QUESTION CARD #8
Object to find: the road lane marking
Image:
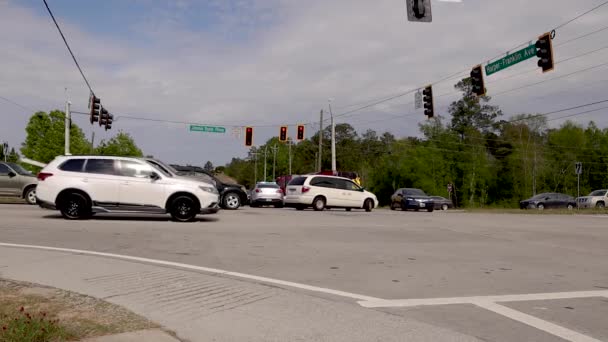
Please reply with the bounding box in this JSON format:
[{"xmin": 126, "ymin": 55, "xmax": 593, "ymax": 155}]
[
  {"xmin": 476, "ymin": 301, "xmax": 603, "ymax": 342},
  {"xmin": 0, "ymin": 242, "xmax": 381, "ymax": 302},
  {"xmin": 359, "ymin": 290, "xmax": 608, "ymax": 308}
]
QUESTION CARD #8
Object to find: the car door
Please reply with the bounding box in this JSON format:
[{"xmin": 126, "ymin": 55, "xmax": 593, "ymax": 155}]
[
  {"xmin": 545, "ymin": 193, "xmax": 559, "ymax": 209},
  {"xmin": 82, "ymin": 158, "xmax": 121, "ymax": 206},
  {"xmin": 0, "ymin": 163, "xmax": 18, "ymax": 196},
  {"xmin": 337, "ymin": 178, "xmax": 365, "ymax": 207},
  {"xmin": 309, "ymin": 177, "xmax": 342, "ymax": 207},
  {"xmin": 116, "ymin": 159, "xmax": 166, "ymax": 209}
]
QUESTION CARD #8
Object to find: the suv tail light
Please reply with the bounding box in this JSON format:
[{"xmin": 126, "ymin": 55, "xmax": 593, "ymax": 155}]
[
  {"xmin": 302, "ymin": 186, "xmax": 310, "ymax": 193},
  {"xmin": 255, "ymin": 189, "xmax": 261, "ymax": 193},
  {"xmin": 37, "ymin": 172, "xmax": 53, "ymax": 181}
]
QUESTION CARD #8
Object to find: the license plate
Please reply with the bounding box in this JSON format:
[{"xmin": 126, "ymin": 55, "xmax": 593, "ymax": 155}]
[
  {"xmin": 419, "ymin": 202, "xmax": 425, "ymax": 208},
  {"xmin": 289, "ymin": 188, "xmax": 296, "ymax": 192},
  {"xmin": 264, "ymin": 198, "xmax": 271, "ymax": 201}
]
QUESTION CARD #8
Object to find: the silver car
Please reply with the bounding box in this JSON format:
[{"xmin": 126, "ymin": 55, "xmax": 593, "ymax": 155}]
[
  {"xmin": 250, "ymin": 182, "xmax": 284, "ymax": 208},
  {"xmin": 0, "ymin": 162, "xmax": 38, "ymax": 204}
]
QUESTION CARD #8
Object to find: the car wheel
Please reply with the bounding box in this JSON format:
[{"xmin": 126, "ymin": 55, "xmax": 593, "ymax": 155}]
[
  {"xmin": 345, "ymin": 208, "xmax": 352, "ymax": 212},
  {"xmin": 24, "ymin": 187, "xmax": 37, "ymax": 205},
  {"xmin": 170, "ymin": 195, "xmax": 199, "ymax": 222},
  {"xmin": 596, "ymin": 202, "xmax": 605, "ymax": 209},
  {"xmin": 364, "ymin": 199, "xmax": 374, "ymax": 212},
  {"xmin": 313, "ymin": 197, "xmax": 326, "ymax": 211},
  {"xmin": 567, "ymin": 203, "xmax": 574, "ymax": 210},
  {"xmin": 400, "ymin": 202, "xmax": 408, "ymax": 211},
  {"xmin": 223, "ymin": 192, "xmax": 241, "ymax": 210},
  {"xmin": 427, "ymin": 207, "xmax": 434, "ymax": 213},
  {"xmin": 390, "ymin": 202, "xmax": 398, "ymax": 210},
  {"xmin": 441, "ymin": 203, "xmax": 448, "ymax": 211},
  {"xmin": 250, "ymin": 202, "xmax": 258, "ymax": 208},
  {"xmin": 59, "ymin": 192, "xmax": 91, "ymax": 220},
  {"xmin": 295, "ymin": 206, "xmax": 305, "ymax": 211},
  {"xmin": 537, "ymin": 203, "xmax": 545, "ymax": 210},
  {"xmin": 274, "ymin": 203, "xmax": 284, "ymax": 208}
]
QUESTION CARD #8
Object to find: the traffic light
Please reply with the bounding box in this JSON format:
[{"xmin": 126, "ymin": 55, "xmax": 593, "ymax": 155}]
[
  {"xmin": 99, "ymin": 106, "xmax": 109, "ymax": 127},
  {"xmin": 279, "ymin": 126, "xmax": 288, "ymax": 142},
  {"xmin": 536, "ymin": 32, "xmax": 554, "ymax": 73},
  {"xmin": 470, "ymin": 64, "xmax": 486, "ymax": 96},
  {"xmin": 406, "ymin": 0, "xmax": 432, "ymax": 22},
  {"xmin": 245, "ymin": 127, "xmax": 253, "ymax": 147},
  {"xmin": 296, "ymin": 124, "xmax": 305, "ymax": 141},
  {"xmin": 89, "ymin": 95, "xmax": 100, "ymax": 124},
  {"xmin": 105, "ymin": 114, "xmax": 113, "ymax": 131},
  {"xmin": 422, "ymin": 85, "xmax": 434, "ymax": 119}
]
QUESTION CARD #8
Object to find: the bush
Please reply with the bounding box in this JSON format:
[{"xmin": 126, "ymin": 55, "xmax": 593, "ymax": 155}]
[{"xmin": 1, "ymin": 307, "xmax": 71, "ymax": 342}]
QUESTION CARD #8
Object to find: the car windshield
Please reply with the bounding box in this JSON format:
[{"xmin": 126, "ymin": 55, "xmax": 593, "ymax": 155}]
[
  {"xmin": 405, "ymin": 189, "xmax": 426, "ymax": 196},
  {"xmin": 589, "ymin": 190, "xmax": 607, "ymax": 196},
  {"xmin": 7, "ymin": 163, "xmax": 32, "ymax": 176}
]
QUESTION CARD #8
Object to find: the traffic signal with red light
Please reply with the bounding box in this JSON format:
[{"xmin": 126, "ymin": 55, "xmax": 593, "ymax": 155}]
[
  {"xmin": 279, "ymin": 126, "xmax": 288, "ymax": 142},
  {"xmin": 245, "ymin": 127, "xmax": 253, "ymax": 147},
  {"xmin": 470, "ymin": 64, "xmax": 486, "ymax": 96},
  {"xmin": 89, "ymin": 95, "xmax": 100, "ymax": 124},
  {"xmin": 536, "ymin": 32, "xmax": 554, "ymax": 73},
  {"xmin": 422, "ymin": 85, "xmax": 434, "ymax": 119},
  {"xmin": 297, "ymin": 124, "xmax": 305, "ymax": 141}
]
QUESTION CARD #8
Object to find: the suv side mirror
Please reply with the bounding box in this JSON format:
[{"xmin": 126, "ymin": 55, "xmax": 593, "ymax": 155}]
[
  {"xmin": 7, "ymin": 171, "xmax": 16, "ymax": 178},
  {"xmin": 150, "ymin": 172, "xmax": 160, "ymax": 181}
]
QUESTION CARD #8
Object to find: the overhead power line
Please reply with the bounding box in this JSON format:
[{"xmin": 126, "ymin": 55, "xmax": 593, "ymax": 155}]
[
  {"xmin": 42, "ymin": 0, "xmax": 94, "ymax": 96},
  {"xmin": 553, "ymin": 0, "xmax": 608, "ymax": 30},
  {"xmin": 0, "ymin": 96, "xmax": 35, "ymax": 112}
]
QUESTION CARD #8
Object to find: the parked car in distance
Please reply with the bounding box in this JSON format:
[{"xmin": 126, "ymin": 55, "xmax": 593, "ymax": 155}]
[
  {"xmin": 36, "ymin": 156, "xmax": 220, "ymax": 222},
  {"xmin": 250, "ymin": 182, "xmax": 284, "ymax": 208},
  {"xmin": 576, "ymin": 189, "xmax": 608, "ymax": 209},
  {"xmin": 520, "ymin": 193, "xmax": 577, "ymax": 210},
  {"xmin": 390, "ymin": 188, "xmax": 434, "ymax": 212},
  {"xmin": 0, "ymin": 161, "xmax": 37, "ymax": 204},
  {"xmin": 284, "ymin": 175, "xmax": 377, "ymax": 211},
  {"xmin": 145, "ymin": 159, "xmax": 248, "ymax": 210},
  {"xmin": 430, "ymin": 196, "xmax": 453, "ymax": 211}
]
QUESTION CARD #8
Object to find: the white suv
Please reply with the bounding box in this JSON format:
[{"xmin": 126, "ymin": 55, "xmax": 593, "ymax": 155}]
[
  {"xmin": 36, "ymin": 156, "xmax": 220, "ymax": 222},
  {"xmin": 284, "ymin": 175, "xmax": 377, "ymax": 211}
]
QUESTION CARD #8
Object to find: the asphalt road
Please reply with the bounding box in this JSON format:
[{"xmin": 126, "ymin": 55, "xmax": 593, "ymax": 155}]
[{"xmin": 1, "ymin": 204, "xmax": 607, "ymax": 341}]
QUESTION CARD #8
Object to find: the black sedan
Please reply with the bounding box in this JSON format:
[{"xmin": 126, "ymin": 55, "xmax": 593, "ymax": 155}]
[
  {"xmin": 390, "ymin": 188, "xmax": 434, "ymax": 212},
  {"xmin": 430, "ymin": 196, "xmax": 454, "ymax": 211},
  {"xmin": 520, "ymin": 193, "xmax": 576, "ymax": 210}
]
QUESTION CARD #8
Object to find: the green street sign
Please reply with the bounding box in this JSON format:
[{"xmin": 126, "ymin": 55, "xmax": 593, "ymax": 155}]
[
  {"xmin": 485, "ymin": 44, "xmax": 536, "ymax": 76},
  {"xmin": 189, "ymin": 125, "xmax": 226, "ymax": 133}
]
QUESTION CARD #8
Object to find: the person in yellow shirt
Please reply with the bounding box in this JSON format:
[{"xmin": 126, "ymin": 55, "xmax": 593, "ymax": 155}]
[{"xmin": 354, "ymin": 176, "xmax": 362, "ymax": 186}]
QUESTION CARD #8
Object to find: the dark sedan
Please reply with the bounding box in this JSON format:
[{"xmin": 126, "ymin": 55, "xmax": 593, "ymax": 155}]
[
  {"xmin": 430, "ymin": 196, "xmax": 454, "ymax": 211},
  {"xmin": 520, "ymin": 193, "xmax": 576, "ymax": 210},
  {"xmin": 390, "ymin": 188, "xmax": 434, "ymax": 212}
]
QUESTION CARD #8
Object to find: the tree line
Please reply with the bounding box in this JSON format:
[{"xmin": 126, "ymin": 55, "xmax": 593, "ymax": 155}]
[{"xmin": 225, "ymin": 78, "xmax": 608, "ymax": 207}]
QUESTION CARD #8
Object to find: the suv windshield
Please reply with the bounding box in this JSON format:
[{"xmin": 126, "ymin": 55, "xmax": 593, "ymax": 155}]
[
  {"xmin": 7, "ymin": 163, "xmax": 32, "ymax": 176},
  {"xmin": 589, "ymin": 190, "xmax": 607, "ymax": 196}
]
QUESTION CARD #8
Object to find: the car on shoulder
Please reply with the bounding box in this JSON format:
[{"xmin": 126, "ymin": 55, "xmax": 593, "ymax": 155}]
[
  {"xmin": 0, "ymin": 161, "xmax": 38, "ymax": 204},
  {"xmin": 35, "ymin": 156, "xmax": 220, "ymax": 222},
  {"xmin": 576, "ymin": 189, "xmax": 608, "ymax": 209},
  {"xmin": 250, "ymin": 182, "xmax": 284, "ymax": 208},
  {"xmin": 284, "ymin": 175, "xmax": 377, "ymax": 212},
  {"xmin": 430, "ymin": 196, "xmax": 453, "ymax": 211},
  {"xmin": 390, "ymin": 188, "xmax": 434, "ymax": 212},
  {"xmin": 520, "ymin": 192, "xmax": 576, "ymax": 210}
]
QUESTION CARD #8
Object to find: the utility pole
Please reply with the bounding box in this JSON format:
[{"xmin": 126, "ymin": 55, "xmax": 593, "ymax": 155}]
[
  {"xmin": 271, "ymin": 145, "xmax": 278, "ymax": 180},
  {"xmin": 2, "ymin": 142, "xmax": 7, "ymax": 162},
  {"xmin": 329, "ymin": 100, "xmax": 336, "ymax": 174},
  {"xmin": 288, "ymin": 138, "xmax": 293, "ymax": 175},
  {"xmin": 90, "ymin": 132, "xmax": 95, "ymax": 150},
  {"xmin": 251, "ymin": 150, "xmax": 259, "ymax": 184},
  {"xmin": 65, "ymin": 101, "xmax": 71, "ymax": 155},
  {"xmin": 318, "ymin": 109, "xmax": 323, "ymax": 172},
  {"xmin": 263, "ymin": 146, "xmax": 268, "ymax": 182}
]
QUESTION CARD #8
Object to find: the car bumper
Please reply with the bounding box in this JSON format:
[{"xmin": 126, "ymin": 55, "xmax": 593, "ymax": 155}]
[
  {"xmin": 404, "ymin": 200, "xmax": 434, "ymax": 209},
  {"xmin": 37, "ymin": 198, "xmax": 56, "ymax": 210},
  {"xmin": 200, "ymin": 202, "xmax": 220, "ymax": 214},
  {"xmin": 284, "ymin": 195, "xmax": 313, "ymax": 206},
  {"xmin": 577, "ymin": 202, "xmax": 593, "ymax": 209}
]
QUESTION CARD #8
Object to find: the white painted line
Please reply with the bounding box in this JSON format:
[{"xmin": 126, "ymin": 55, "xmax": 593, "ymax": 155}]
[
  {"xmin": 0, "ymin": 242, "xmax": 381, "ymax": 302},
  {"xmin": 359, "ymin": 290, "xmax": 608, "ymax": 308},
  {"xmin": 476, "ymin": 301, "xmax": 602, "ymax": 342}
]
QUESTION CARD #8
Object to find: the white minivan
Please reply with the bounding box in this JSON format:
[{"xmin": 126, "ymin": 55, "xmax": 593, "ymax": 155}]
[
  {"xmin": 284, "ymin": 175, "xmax": 377, "ymax": 211},
  {"xmin": 36, "ymin": 156, "xmax": 220, "ymax": 222}
]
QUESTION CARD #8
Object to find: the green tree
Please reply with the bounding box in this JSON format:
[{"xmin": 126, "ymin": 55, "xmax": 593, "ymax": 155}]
[
  {"xmin": 95, "ymin": 131, "xmax": 143, "ymax": 157},
  {"xmin": 21, "ymin": 110, "xmax": 91, "ymax": 163},
  {"xmin": 204, "ymin": 161, "xmax": 214, "ymax": 172},
  {"xmin": 449, "ymin": 78, "xmax": 503, "ymax": 139}
]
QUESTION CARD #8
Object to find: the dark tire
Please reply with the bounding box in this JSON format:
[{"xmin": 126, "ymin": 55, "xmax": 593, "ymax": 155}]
[
  {"xmin": 170, "ymin": 195, "xmax": 200, "ymax": 222},
  {"xmin": 24, "ymin": 186, "xmax": 37, "ymax": 205},
  {"xmin": 313, "ymin": 196, "xmax": 326, "ymax": 211},
  {"xmin": 346, "ymin": 208, "xmax": 352, "ymax": 212},
  {"xmin": 250, "ymin": 202, "xmax": 259, "ymax": 208},
  {"xmin": 537, "ymin": 203, "xmax": 545, "ymax": 210},
  {"xmin": 364, "ymin": 199, "xmax": 374, "ymax": 212},
  {"xmin": 596, "ymin": 202, "xmax": 605, "ymax": 209},
  {"xmin": 223, "ymin": 192, "xmax": 241, "ymax": 210},
  {"xmin": 567, "ymin": 203, "xmax": 574, "ymax": 210},
  {"xmin": 295, "ymin": 206, "xmax": 305, "ymax": 211},
  {"xmin": 427, "ymin": 207, "xmax": 434, "ymax": 213},
  {"xmin": 401, "ymin": 202, "xmax": 408, "ymax": 211},
  {"xmin": 441, "ymin": 204, "xmax": 449, "ymax": 211},
  {"xmin": 274, "ymin": 203, "xmax": 284, "ymax": 208},
  {"xmin": 390, "ymin": 202, "xmax": 398, "ymax": 211},
  {"xmin": 59, "ymin": 192, "xmax": 91, "ymax": 220}
]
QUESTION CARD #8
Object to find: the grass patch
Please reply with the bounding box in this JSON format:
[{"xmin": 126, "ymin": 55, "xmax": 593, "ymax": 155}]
[{"xmin": 0, "ymin": 279, "xmax": 158, "ymax": 342}]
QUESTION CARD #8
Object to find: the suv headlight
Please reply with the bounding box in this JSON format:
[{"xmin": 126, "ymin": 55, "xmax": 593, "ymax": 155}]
[{"xmin": 199, "ymin": 185, "xmax": 218, "ymax": 194}]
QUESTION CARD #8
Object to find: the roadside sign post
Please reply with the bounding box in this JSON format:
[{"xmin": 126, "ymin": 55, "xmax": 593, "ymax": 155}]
[
  {"xmin": 575, "ymin": 162, "xmax": 582, "ymax": 198},
  {"xmin": 189, "ymin": 125, "xmax": 226, "ymax": 134},
  {"xmin": 485, "ymin": 44, "xmax": 537, "ymax": 76}
]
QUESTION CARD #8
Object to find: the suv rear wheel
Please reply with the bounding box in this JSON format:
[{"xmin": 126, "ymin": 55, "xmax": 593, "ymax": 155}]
[
  {"xmin": 223, "ymin": 192, "xmax": 241, "ymax": 210},
  {"xmin": 170, "ymin": 195, "xmax": 200, "ymax": 222},
  {"xmin": 59, "ymin": 192, "xmax": 91, "ymax": 220}
]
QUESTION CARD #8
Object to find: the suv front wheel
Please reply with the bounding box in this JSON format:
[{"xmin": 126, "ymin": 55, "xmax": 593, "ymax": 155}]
[
  {"xmin": 59, "ymin": 192, "xmax": 91, "ymax": 220},
  {"xmin": 170, "ymin": 195, "xmax": 200, "ymax": 222}
]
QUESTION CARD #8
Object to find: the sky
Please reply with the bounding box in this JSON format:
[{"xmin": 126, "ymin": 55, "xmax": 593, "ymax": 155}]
[{"xmin": 1, "ymin": 0, "xmax": 608, "ymax": 166}]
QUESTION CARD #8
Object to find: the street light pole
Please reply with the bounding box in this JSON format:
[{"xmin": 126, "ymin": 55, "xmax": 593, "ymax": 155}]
[
  {"xmin": 288, "ymin": 139, "xmax": 292, "ymax": 175},
  {"xmin": 329, "ymin": 100, "xmax": 336, "ymax": 174},
  {"xmin": 65, "ymin": 101, "xmax": 71, "ymax": 155},
  {"xmin": 272, "ymin": 145, "xmax": 278, "ymax": 180},
  {"xmin": 264, "ymin": 146, "xmax": 268, "ymax": 181}
]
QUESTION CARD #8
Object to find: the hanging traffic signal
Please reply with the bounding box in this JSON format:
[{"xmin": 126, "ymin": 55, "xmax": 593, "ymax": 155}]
[
  {"xmin": 279, "ymin": 126, "xmax": 288, "ymax": 142},
  {"xmin": 536, "ymin": 32, "xmax": 554, "ymax": 73},
  {"xmin": 470, "ymin": 64, "xmax": 486, "ymax": 96},
  {"xmin": 99, "ymin": 106, "xmax": 109, "ymax": 126},
  {"xmin": 105, "ymin": 114, "xmax": 113, "ymax": 131},
  {"xmin": 245, "ymin": 127, "xmax": 253, "ymax": 147},
  {"xmin": 422, "ymin": 85, "xmax": 434, "ymax": 119},
  {"xmin": 296, "ymin": 124, "xmax": 305, "ymax": 141},
  {"xmin": 89, "ymin": 95, "xmax": 100, "ymax": 124}
]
